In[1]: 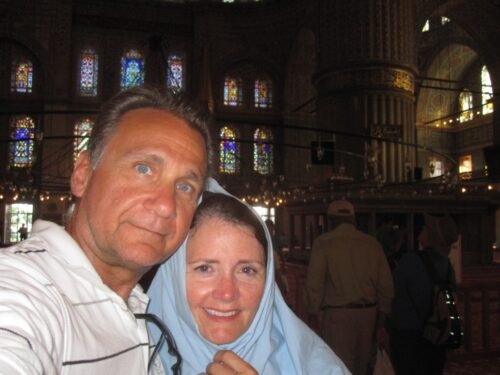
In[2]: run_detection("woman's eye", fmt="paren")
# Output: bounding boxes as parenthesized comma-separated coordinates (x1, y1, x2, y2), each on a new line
(241, 266, 258, 275)
(194, 264, 211, 273)
(136, 164, 151, 175)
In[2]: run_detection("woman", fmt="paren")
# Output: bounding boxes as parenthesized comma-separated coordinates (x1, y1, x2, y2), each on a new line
(148, 178, 348, 375)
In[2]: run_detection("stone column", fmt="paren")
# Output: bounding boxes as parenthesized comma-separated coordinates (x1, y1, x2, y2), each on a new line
(315, 0, 417, 182)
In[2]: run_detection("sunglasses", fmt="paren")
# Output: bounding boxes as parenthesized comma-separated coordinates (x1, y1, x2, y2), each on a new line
(135, 313, 182, 374)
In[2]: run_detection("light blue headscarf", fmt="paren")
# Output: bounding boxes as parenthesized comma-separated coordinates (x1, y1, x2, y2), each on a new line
(147, 178, 349, 375)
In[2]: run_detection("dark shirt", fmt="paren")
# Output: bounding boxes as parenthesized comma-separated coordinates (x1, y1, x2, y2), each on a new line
(391, 247, 456, 332)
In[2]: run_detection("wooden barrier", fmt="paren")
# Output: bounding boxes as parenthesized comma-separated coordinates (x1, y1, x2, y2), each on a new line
(283, 261, 500, 358)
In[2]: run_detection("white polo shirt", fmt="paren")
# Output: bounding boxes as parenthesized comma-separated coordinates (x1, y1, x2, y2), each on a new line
(0, 220, 161, 374)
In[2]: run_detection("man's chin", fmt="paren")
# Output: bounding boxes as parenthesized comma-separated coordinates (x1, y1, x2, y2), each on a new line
(121, 244, 164, 269)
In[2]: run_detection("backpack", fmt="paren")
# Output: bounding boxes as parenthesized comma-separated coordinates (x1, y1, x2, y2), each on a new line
(417, 251, 464, 349)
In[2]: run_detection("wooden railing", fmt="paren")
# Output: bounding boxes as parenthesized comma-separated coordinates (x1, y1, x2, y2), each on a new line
(283, 262, 500, 358)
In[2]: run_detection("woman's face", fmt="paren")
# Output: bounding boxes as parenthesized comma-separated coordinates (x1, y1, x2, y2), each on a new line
(186, 217, 266, 345)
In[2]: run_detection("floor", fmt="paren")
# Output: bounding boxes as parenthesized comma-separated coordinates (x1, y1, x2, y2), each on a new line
(444, 356, 500, 375)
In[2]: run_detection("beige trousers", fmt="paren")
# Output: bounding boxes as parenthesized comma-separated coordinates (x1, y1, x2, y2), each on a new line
(321, 306, 377, 375)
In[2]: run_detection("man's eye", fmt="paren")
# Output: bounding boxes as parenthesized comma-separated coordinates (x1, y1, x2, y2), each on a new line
(177, 182, 194, 193)
(136, 164, 151, 175)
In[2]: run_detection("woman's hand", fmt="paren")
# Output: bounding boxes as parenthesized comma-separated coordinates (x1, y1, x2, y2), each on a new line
(203, 350, 258, 375)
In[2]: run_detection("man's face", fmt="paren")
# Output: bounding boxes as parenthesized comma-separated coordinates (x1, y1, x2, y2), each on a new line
(70, 108, 208, 278)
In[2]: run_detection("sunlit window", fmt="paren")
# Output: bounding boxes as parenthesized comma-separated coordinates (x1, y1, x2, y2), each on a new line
(74, 118, 94, 162)
(459, 89, 473, 122)
(422, 20, 430, 32)
(482, 66, 493, 115)
(459, 155, 472, 180)
(441, 16, 451, 25)
(429, 158, 443, 178)
(5, 203, 33, 243)
(251, 205, 275, 222)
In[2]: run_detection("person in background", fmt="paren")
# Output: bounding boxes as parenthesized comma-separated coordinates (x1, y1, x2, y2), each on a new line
(390, 214, 459, 375)
(0, 86, 211, 374)
(148, 179, 349, 375)
(377, 222, 407, 271)
(18, 223, 28, 241)
(304, 199, 394, 375)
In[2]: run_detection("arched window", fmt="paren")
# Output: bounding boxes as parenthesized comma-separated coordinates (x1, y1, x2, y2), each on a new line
(219, 126, 240, 174)
(79, 49, 99, 96)
(481, 66, 493, 115)
(253, 128, 273, 175)
(11, 61, 33, 93)
(459, 89, 473, 122)
(421, 20, 430, 32)
(120, 49, 145, 91)
(9, 116, 35, 168)
(167, 54, 184, 93)
(74, 118, 94, 161)
(223, 77, 243, 106)
(254, 79, 273, 109)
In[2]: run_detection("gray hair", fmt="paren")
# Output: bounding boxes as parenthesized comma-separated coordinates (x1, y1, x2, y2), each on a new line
(87, 86, 213, 173)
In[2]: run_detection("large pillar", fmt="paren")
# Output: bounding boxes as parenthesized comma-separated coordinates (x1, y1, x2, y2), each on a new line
(315, 0, 417, 182)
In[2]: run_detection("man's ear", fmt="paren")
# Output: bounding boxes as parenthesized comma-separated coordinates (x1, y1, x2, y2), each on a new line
(71, 151, 92, 198)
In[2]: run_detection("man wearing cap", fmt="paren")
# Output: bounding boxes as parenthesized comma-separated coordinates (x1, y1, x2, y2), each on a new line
(305, 199, 394, 375)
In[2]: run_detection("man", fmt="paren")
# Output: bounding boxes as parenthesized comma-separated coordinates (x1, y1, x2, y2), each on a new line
(0, 87, 211, 374)
(18, 223, 28, 240)
(304, 199, 394, 375)
(391, 214, 459, 375)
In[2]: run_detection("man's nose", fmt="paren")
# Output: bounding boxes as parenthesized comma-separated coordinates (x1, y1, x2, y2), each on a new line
(144, 185, 177, 219)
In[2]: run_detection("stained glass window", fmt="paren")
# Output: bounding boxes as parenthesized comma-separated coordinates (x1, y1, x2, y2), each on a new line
(223, 77, 243, 106)
(254, 79, 273, 109)
(11, 61, 33, 93)
(459, 89, 473, 122)
(74, 118, 94, 161)
(253, 128, 273, 175)
(219, 126, 240, 174)
(79, 49, 98, 96)
(9, 116, 35, 168)
(481, 66, 493, 115)
(120, 49, 145, 91)
(167, 55, 184, 93)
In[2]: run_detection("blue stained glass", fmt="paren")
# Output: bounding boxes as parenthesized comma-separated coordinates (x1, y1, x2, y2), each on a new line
(219, 126, 240, 174)
(253, 128, 273, 175)
(224, 77, 242, 106)
(167, 55, 184, 93)
(79, 49, 98, 96)
(11, 62, 33, 93)
(121, 49, 145, 91)
(254, 79, 272, 108)
(9, 116, 35, 167)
